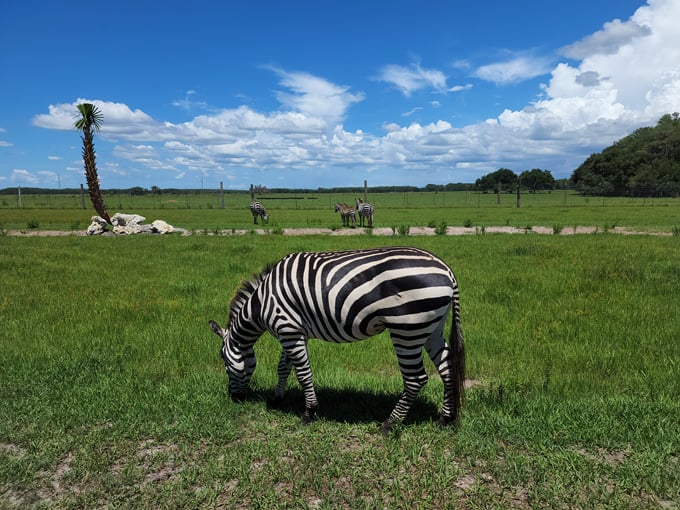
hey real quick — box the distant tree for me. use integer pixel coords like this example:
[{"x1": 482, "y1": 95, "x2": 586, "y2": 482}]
[
  {"x1": 424, "y1": 183, "x2": 445, "y2": 192},
  {"x1": 571, "y1": 113, "x2": 680, "y2": 196},
  {"x1": 519, "y1": 168, "x2": 555, "y2": 192},
  {"x1": 75, "y1": 103, "x2": 110, "y2": 223},
  {"x1": 475, "y1": 168, "x2": 517, "y2": 192}
]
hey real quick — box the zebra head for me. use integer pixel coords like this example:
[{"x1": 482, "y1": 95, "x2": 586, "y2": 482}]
[
  {"x1": 262, "y1": 212, "x2": 269, "y2": 224},
  {"x1": 209, "y1": 320, "x2": 256, "y2": 401}
]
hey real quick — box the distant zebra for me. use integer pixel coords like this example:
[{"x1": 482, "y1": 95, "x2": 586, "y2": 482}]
[
  {"x1": 249, "y1": 201, "x2": 269, "y2": 224},
  {"x1": 355, "y1": 198, "x2": 374, "y2": 227},
  {"x1": 334, "y1": 203, "x2": 356, "y2": 227},
  {"x1": 209, "y1": 246, "x2": 465, "y2": 434}
]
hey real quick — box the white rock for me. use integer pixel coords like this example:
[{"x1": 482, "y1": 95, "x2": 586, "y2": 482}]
[
  {"x1": 112, "y1": 223, "x2": 143, "y2": 235},
  {"x1": 151, "y1": 219, "x2": 174, "y2": 234},
  {"x1": 110, "y1": 213, "x2": 146, "y2": 227},
  {"x1": 86, "y1": 216, "x2": 109, "y2": 235}
]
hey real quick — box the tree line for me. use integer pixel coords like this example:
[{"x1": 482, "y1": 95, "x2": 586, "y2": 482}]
[{"x1": 571, "y1": 113, "x2": 680, "y2": 197}]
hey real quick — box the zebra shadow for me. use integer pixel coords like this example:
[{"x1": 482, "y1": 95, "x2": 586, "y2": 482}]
[{"x1": 248, "y1": 387, "x2": 440, "y2": 426}]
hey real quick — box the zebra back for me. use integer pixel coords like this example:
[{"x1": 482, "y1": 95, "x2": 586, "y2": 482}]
[{"x1": 249, "y1": 201, "x2": 269, "y2": 224}]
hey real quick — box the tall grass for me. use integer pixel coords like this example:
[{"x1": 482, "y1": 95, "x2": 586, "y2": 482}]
[{"x1": 0, "y1": 235, "x2": 678, "y2": 508}]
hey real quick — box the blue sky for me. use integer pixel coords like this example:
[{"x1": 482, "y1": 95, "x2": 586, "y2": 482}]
[{"x1": 2, "y1": 0, "x2": 679, "y2": 190}]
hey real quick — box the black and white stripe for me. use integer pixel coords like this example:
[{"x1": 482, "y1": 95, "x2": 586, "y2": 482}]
[
  {"x1": 249, "y1": 201, "x2": 269, "y2": 224},
  {"x1": 334, "y1": 203, "x2": 356, "y2": 227},
  {"x1": 209, "y1": 246, "x2": 465, "y2": 433},
  {"x1": 355, "y1": 198, "x2": 374, "y2": 227}
]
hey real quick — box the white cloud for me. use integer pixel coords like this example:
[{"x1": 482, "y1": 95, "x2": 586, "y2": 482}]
[
  {"x1": 506, "y1": 0, "x2": 680, "y2": 139},
  {"x1": 376, "y1": 63, "x2": 449, "y2": 96},
  {"x1": 560, "y1": 18, "x2": 651, "y2": 59},
  {"x1": 269, "y1": 67, "x2": 364, "y2": 127},
  {"x1": 11, "y1": 169, "x2": 39, "y2": 184},
  {"x1": 0, "y1": 127, "x2": 11, "y2": 147},
  {"x1": 474, "y1": 55, "x2": 553, "y2": 84},
  {"x1": 33, "y1": 99, "x2": 158, "y2": 139},
  {"x1": 448, "y1": 84, "x2": 473, "y2": 93},
  {"x1": 29, "y1": 1, "x2": 680, "y2": 190},
  {"x1": 37, "y1": 171, "x2": 59, "y2": 183},
  {"x1": 402, "y1": 107, "x2": 423, "y2": 117},
  {"x1": 172, "y1": 90, "x2": 208, "y2": 111}
]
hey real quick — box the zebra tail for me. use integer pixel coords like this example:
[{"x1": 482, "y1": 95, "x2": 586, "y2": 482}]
[{"x1": 449, "y1": 291, "x2": 466, "y2": 422}]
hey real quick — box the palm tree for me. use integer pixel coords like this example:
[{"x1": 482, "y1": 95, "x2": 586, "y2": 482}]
[{"x1": 74, "y1": 103, "x2": 111, "y2": 223}]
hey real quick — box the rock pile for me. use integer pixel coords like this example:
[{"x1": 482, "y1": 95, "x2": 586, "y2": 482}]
[{"x1": 86, "y1": 213, "x2": 174, "y2": 236}]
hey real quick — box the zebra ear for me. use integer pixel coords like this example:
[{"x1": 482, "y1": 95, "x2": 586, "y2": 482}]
[{"x1": 209, "y1": 320, "x2": 225, "y2": 338}]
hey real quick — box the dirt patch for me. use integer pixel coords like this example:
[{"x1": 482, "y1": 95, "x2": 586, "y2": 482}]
[
  {"x1": 574, "y1": 447, "x2": 629, "y2": 467},
  {"x1": 0, "y1": 442, "x2": 27, "y2": 457},
  {"x1": 6, "y1": 226, "x2": 673, "y2": 237}
]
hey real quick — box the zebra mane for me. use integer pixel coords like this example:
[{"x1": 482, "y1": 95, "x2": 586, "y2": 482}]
[{"x1": 228, "y1": 263, "x2": 274, "y2": 324}]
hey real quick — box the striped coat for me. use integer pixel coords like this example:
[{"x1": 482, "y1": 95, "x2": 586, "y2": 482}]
[
  {"x1": 334, "y1": 203, "x2": 356, "y2": 227},
  {"x1": 355, "y1": 198, "x2": 374, "y2": 227},
  {"x1": 209, "y1": 246, "x2": 465, "y2": 433},
  {"x1": 249, "y1": 201, "x2": 269, "y2": 224}
]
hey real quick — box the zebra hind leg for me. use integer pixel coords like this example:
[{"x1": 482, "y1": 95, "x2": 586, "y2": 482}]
[
  {"x1": 380, "y1": 341, "x2": 429, "y2": 434},
  {"x1": 268, "y1": 350, "x2": 293, "y2": 409},
  {"x1": 425, "y1": 329, "x2": 458, "y2": 427}
]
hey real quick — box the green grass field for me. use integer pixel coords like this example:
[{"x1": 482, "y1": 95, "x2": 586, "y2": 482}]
[
  {"x1": 1, "y1": 231, "x2": 678, "y2": 508},
  {"x1": 2, "y1": 190, "x2": 679, "y2": 231}
]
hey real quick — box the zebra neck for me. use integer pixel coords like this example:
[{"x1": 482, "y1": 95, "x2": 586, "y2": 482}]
[{"x1": 230, "y1": 297, "x2": 265, "y2": 346}]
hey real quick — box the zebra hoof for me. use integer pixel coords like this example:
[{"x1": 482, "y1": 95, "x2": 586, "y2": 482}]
[
  {"x1": 230, "y1": 391, "x2": 247, "y2": 403},
  {"x1": 437, "y1": 414, "x2": 455, "y2": 428},
  {"x1": 300, "y1": 405, "x2": 318, "y2": 425},
  {"x1": 379, "y1": 420, "x2": 394, "y2": 435}
]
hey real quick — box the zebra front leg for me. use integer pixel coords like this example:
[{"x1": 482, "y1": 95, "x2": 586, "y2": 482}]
[
  {"x1": 268, "y1": 350, "x2": 292, "y2": 409},
  {"x1": 281, "y1": 338, "x2": 319, "y2": 424},
  {"x1": 381, "y1": 342, "x2": 429, "y2": 434}
]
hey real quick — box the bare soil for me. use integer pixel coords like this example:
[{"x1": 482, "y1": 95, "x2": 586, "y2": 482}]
[{"x1": 5, "y1": 226, "x2": 673, "y2": 237}]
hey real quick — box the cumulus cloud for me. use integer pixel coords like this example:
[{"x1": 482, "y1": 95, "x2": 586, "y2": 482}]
[
  {"x1": 269, "y1": 67, "x2": 364, "y2": 128},
  {"x1": 28, "y1": 1, "x2": 680, "y2": 187},
  {"x1": 33, "y1": 99, "x2": 159, "y2": 140},
  {"x1": 560, "y1": 18, "x2": 652, "y2": 59},
  {"x1": 11, "y1": 169, "x2": 39, "y2": 184},
  {"x1": 508, "y1": 0, "x2": 680, "y2": 139}
]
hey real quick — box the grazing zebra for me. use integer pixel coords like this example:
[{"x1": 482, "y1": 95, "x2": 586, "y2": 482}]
[
  {"x1": 355, "y1": 198, "x2": 374, "y2": 227},
  {"x1": 209, "y1": 246, "x2": 465, "y2": 434},
  {"x1": 334, "y1": 203, "x2": 356, "y2": 227},
  {"x1": 249, "y1": 201, "x2": 269, "y2": 224}
]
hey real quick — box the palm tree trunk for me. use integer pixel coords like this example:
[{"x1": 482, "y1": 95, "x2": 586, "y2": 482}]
[{"x1": 82, "y1": 127, "x2": 111, "y2": 224}]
